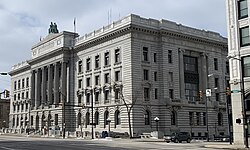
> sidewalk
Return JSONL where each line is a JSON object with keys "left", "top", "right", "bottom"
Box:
{"left": 204, "top": 142, "right": 249, "bottom": 150}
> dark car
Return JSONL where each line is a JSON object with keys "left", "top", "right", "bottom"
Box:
{"left": 164, "top": 132, "right": 191, "bottom": 143}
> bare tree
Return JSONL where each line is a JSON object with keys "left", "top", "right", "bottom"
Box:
{"left": 114, "top": 83, "right": 141, "bottom": 138}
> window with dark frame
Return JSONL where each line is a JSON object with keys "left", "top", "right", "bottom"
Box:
{"left": 155, "top": 88, "right": 158, "bottom": 99}
{"left": 115, "top": 71, "right": 121, "bottom": 81}
{"left": 171, "top": 111, "right": 177, "bottom": 125}
{"left": 214, "top": 58, "right": 218, "bottom": 70}
{"left": 169, "top": 89, "right": 174, "bottom": 99}
{"left": 144, "top": 87, "right": 150, "bottom": 100}
{"left": 104, "top": 73, "right": 110, "bottom": 83}
{"left": 238, "top": 0, "right": 248, "bottom": 19}
{"left": 144, "top": 110, "right": 150, "bottom": 125}
{"left": 168, "top": 50, "right": 172, "bottom": 63}
{"left": 95, "top": 75, "right": 100, "bottom": 85}
{"left": 86, "top": 78, "right": 90, "bottom": 87}
{"left": 78, "top": 79, "right": 82, "bottom": 89}
{"left": 240, "top": 26, "right": 250, "bottom": 47}
{"left": 215, "top": 77, "right": 219, "bottom": 88}
{"left": 153, "top": 53, "right": 157, "bottom": 62}
{"left": 78, "top": 60, "right": 82, "bottom": 73}
{"left": 115, "top": 49, "right": 121, "bottom": 63}
{"left": 86, "top": 58, "right": 91, "bottom": 71}
{"left": 196, "top": 112, "right": 200, "bottom": 125}
{"left": 143, "top": 69, "right": 149, "bottom": 80}
{"left": 95, "top": 55, "right": 100, "bottom": 68}
{"left": 154, "top": 72, "right": 157, "bottom": 81}
{"left": 143, "top": 47, "right": 148, "bottom": 61}
{"left": 104, "top": 52, "right": 110, "bottom": 66}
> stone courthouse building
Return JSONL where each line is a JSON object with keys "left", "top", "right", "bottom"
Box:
{"left": 9, "top": 14, "right": 229, "bottom": 138}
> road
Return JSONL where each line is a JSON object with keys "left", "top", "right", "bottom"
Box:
{"left": 0, "top": 135, "right": 220, "bottom": 150}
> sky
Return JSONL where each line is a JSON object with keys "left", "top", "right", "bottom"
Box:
{"left": 0, "top": 0, "right": 227, "bottom": 93}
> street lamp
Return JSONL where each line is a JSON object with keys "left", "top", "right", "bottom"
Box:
{"left": 154, "top": 117, "right": 159, "bottom": 131}
{"left": 227, "top": 55, "right": 248, "bottom": 148}
{"left": 106, "top": 118, "right": 111, "bottom": 137}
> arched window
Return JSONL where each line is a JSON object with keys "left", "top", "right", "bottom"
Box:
{"left": 144, "top": 110, "right": 151, "bottom": 125}
{"left": 77, "top": 113, "right": 82, "bottom": 127}
{"left": 95, "top": 111, "right": 99, "bottom": 125}
{"left": 86, "top": 112, "right": 90, "bottom": 126}
{"left": 218, "top": 112, "right": 223, "bottom": 126}
{"left": 104, "top": 111, "right": 109, "bottom": 128}
{"left": 171, "top": 110, "right": 177, "bottom": 125}
{"left": 115, "top": 110, "right": 121, "bottom": 126}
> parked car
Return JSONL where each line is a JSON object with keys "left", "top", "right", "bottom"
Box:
{"left": 163, "top": 132, "right": 192, "bottom": 143}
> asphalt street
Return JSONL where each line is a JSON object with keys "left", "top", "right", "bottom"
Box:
{"left": 0, "top": 135, "right": 220, "bottom": 150}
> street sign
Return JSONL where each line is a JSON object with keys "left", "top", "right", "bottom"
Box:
{"left": 231, "top": 90, "right": 241, "bottom": 93}
{"left": 206, "top": 89, "right": 212, "bottom": 97}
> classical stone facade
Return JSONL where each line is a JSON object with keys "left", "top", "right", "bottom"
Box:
{"left": 226, "top": 0, "right": 250, "bottom": 146}
{"left": 9, "top": 14, "right": 228, "bottom": 138}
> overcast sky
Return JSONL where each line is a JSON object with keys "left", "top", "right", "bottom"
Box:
{"left": 0, "top": 0, "right": 227, "bottom": 92}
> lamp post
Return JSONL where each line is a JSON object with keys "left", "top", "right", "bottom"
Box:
{"left": 227, "top": 55, "right": 248, "bottom": 148}
{"left": 154, "top": 117, "right": 159, "bottom": 131}
{"left": 106, "top": 118, "right": 111, "bottom": 137}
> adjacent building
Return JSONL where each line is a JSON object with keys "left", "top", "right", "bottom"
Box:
{"left": 226, "top": 0, "right": 250, "bottom": 146}
{"left": 0, "top": 98, "right": 10, "bottom": 129}
{"left": 9, "top": 14, "right": 228, "bottom": 139}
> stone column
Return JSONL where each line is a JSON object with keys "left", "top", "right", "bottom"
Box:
{"left": 34, "top": 70, "right": 39, "bottom": 109}
{"left": 178, "top": 48, "right": 185, "bottom": 99}
{"left": 200, "top": 53, "right": 208, "bottom": 99}
{"left": 47, "top": 65, "right": 52, "bottom": 105}
{"left": 41, "top": 67, "right": 46, "bottom": 106}
{"left": 61, "top": 62, "right": 67, "bottom": 103}
{"left": 66, "top": 63, "right": 70, "bottom": 103}
{"left": 54, "top": 63, "right": 59, "bottom": 104}
{"left": 31, "top": 70, "right": 35, "bottom": 107}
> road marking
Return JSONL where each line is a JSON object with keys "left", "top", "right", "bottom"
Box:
{"left": 0, "top": 147, "right": 16, "bottom": 150}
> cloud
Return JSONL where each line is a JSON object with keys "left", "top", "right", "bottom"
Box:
{"left": 0, "top": 0, "right": 227, "bottom": 91}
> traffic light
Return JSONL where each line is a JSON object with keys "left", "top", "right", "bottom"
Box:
{"left": 198, "top": 90, "right": 203, "bottom": 100}
{"left": 4, "top": 90, "right": 10, "bottom": 98}
{"left": 226, "top": 87, "right": 231, "bottom": 96}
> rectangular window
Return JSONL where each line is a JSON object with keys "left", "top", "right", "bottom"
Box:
{"left": 86, "top": 93, "right": 90, "bottom": 103}
{"left": 86, "top": 78, "right": 90, "bottom": 87}
{"left": 143, "top": 69, "right": 149, "bottom": 80}
{"left": 14, "top": 81, "right": 17, "bottom": 90}
{"left": 214, "top": 58, "right": 218, "bottom": 70}
{"left": 104, "top": 52, "right": 110, "bottom": 66}
{"left": 78, "top": 95, "right": 81, "bottom": 103}
{"left": 144, "top": 87, "right": 150, "bottom": 100}
{"left": 95, "top": 75, "right": 100, "bottom": 85}
{"left": 55, "top": 114, "right": 58, "bottom": 125}
{"left": 238, "top": 0, "right": 248, "bottom": 19}
{"left": 154, "top": 53, "right": 157, "bottom": 62}
{"left": 22, "top": 79, "right": 25, "bottom": 88}
{"left": 169, "top": 89, "right": 174, "bottom": 99}
{"left": 78, "top": 79, "right": 82, "bottom": 89}
{"left": 215, "top": 77, "right": 219, "bottom": 88}
{"left": 115, "top": 89, "right": 120, "bottom": 99}
{"left": 216, "top": 93, "right": 220, "bottom": 101}
{"left": 155, "top": 88, "right": 158, "bottom": 99}
{"left": 18, "top": 80, "right": 20, "bottom": 89}
{"left": 169, "top": 72, "right": 173, "bottom": 82}
{"left": 154, "top": 72, "right": 157, "bottom": 81}
{"left": 168, "top": 50, "right": 172, "bottom": 63}
{"left": 86, "top": 58, "right": 91, "bottom": 71}
{"left": 95, "top": 92, "right": 99, "bottom": 102}
{"left": 26, "top": 91, "right": 29, "bottom": 98}
{"left": 115, "top": 49, "right": 121, "bottom": 63}
{"left": 184, "top": 56, "right": 198, "bottom": 72}
{"left": 104, "top": 90, "right": 109, "bottom": 101}
{"left": 203, "top": 112, "right": 207, "bottom": 125}
{"left": 243, "top": 56, "right": 250, "bottom": 77}
{"left": 143, "top": 47, "right": 148, "bottom": 61}
{"left": 78, "top": 60, "right": 82, "bottom": 73}
{"left": 226, "top": 61, "right": 229, "bottom": 74}
{"left": 26, "top": 77, "right": 29, "bottom": 87}
{"left": 240, "top": 26, "right": 250, "bottom": 47}
{"left": 30, "top": 116, "right": 33, "bottom": 126}
{"left": 196, "top": 112, "right": 200, "bottom": 125}
{"left": 115, "top": 71, "right": 121, "bottom": 81}
{"left": 104, "top": 73, "right": 110, "bottom": 83}
{"left": 189, "top": 112, "right": 194, "bottom": 126}
{"left": 95, "top": 55, "right": 100, "bottom": 68}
